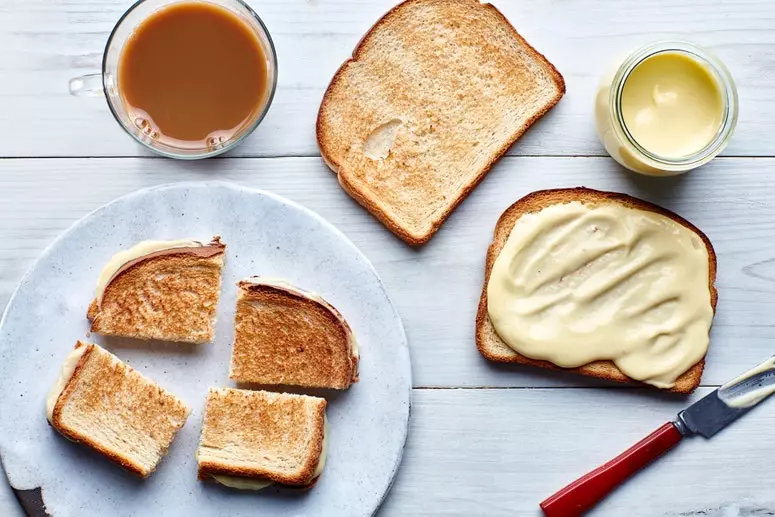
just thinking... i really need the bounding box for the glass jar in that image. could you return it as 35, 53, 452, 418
595, 41, 738, 176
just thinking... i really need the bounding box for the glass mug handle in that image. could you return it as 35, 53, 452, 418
69, 73, 103, 97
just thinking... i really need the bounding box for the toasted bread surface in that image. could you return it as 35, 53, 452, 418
229, 280, 359, 389
317, 0, 565, 244
196, 388, 326, 486
87, 239, 225, 344
475, 188, 718, 394
49, 342, 190, 477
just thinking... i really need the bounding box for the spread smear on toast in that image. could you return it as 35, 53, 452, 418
475, 188, 718, 394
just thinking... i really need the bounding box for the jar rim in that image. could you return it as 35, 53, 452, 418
609, 40, 738, 172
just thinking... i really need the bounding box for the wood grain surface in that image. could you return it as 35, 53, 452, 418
1, 0, 775, 157
2, 0, 775, 515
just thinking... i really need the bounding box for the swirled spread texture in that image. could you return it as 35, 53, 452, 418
487, 201, 713, 388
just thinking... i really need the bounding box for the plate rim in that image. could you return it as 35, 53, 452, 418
0, 180, 412, 517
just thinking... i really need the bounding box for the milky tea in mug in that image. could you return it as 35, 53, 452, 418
117, 2, 271, 150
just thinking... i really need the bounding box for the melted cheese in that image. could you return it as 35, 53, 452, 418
46, 345, 87, 422
211, 476, 274, 491
487, 201, 713, 388
95, 239, 202, 305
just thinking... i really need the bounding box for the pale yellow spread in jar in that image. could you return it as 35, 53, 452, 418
486, 201, 714, 388
621, 52, 723, 158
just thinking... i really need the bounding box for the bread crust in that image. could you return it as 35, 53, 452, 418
197, 389, 327, 487
316, 0, 565, 245
475, 188, 718, 394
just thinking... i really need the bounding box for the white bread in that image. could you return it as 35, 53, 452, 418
196, 388, 327, 488
47, 342, 190, 477
317, 0, 565, 244
87, 238, 226, 344
229, 278, 359, 389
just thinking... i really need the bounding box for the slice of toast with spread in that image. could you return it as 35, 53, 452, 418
476, 188, 718, 393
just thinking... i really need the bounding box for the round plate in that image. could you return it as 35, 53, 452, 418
0, 182, 411, 517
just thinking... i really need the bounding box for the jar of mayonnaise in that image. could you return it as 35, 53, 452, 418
595, 41, 738, 176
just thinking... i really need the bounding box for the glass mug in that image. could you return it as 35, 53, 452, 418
70, 0, 278, 159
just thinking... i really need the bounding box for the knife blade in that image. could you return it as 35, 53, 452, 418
540, 356, 775, 517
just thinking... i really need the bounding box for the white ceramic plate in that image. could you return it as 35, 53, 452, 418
0, 182, 411, 517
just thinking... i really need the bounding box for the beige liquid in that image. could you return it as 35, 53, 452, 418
118, 2, 269, 149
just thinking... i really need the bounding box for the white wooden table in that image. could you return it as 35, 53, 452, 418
2, 0, 775, 515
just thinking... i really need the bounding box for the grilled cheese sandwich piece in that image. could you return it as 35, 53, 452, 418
229, 278, 359, 389
197, 388, 328, 489
211, 417, 329, 490
47, 342, 190, 477
87, 237, 226, 344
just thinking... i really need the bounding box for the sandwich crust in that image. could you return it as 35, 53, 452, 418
317, 0, 565, 245
49, 342, 190, 477
87, 238, 226, 343
196, 388, 327, 487
475, 188, 718, 394
229, 279, 359, 389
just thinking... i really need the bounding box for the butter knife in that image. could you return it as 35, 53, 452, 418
540, 356, 775, 517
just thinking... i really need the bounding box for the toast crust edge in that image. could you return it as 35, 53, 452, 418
49, 342, 151, 477
315, 0, 566, 246
197, 395, 327, 487
474, 187, 718, 394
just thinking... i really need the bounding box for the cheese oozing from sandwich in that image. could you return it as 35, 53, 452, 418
211, 416, 329, 490
487, 201, 713, 388
46, 345, 87, 422
211, 476, 274, 491
95, 239, 204, 305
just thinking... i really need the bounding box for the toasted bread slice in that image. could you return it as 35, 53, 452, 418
229, 278, 359, 389
197, 388, 327, 489
317, 0, 565, 245
476, 188, 718, 394
87, 237, 226, 344
46, 342, 190, 477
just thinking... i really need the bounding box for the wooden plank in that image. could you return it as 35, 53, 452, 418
1, 156, 775, 388
1, 0, 774, 157
380, 387, 775, 516
2, 386, 773, 515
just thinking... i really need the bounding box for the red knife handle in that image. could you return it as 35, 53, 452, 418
540, 421, 683, 517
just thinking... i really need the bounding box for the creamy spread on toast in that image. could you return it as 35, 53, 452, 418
46, 343, 88, 421
211, 417, 329, 490
95, 237, 225, 305
487, 201, 713, 389
239, 277, 359, 358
